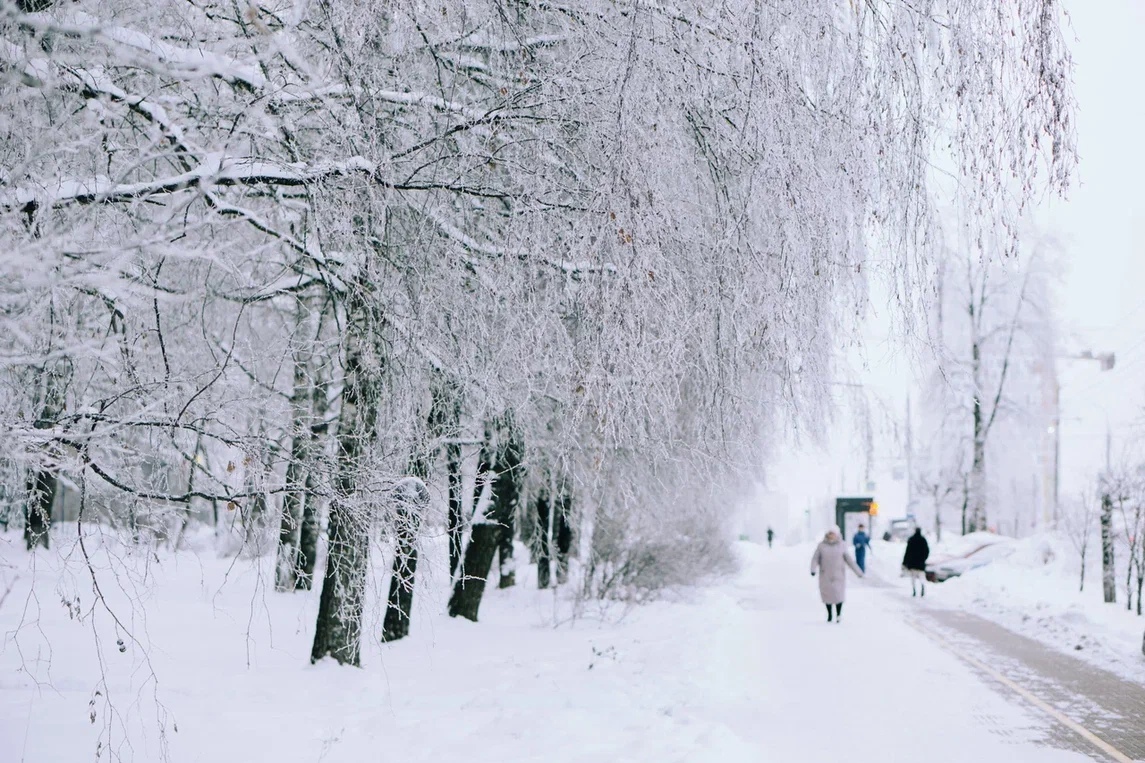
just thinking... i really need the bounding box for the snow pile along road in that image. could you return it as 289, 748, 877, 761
906, 531, 1145, 683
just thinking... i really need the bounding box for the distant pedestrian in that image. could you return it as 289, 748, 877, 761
902, 528, 930, 597
810, 526, 864, 623
766, 527, 774, 548
852, 524, 871, 573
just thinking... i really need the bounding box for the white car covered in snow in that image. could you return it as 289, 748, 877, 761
925, 534, 1016, 583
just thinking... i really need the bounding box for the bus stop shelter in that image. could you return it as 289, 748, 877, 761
835, 497, 876, 540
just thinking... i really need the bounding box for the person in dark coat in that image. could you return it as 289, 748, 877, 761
766, 527, 774, 548
902, 528, 930, 597
852, 524, 871, 573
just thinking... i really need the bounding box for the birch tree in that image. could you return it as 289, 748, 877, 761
0, 0, 1076, 671
1063, 488, 1098, 592
920, 233, 1057, 535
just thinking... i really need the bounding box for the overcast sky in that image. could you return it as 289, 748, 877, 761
1048, 0, 1145, 493
765, 1, 1145, 536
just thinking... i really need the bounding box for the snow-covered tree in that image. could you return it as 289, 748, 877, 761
1, 0, 1076, 671
917, 225, 1058, 535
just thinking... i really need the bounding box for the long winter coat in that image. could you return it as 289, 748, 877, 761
810, 537, 863, 605
902, 532, 930, 571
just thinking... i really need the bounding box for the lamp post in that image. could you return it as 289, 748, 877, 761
827, 380, 872, 495
1052, 350, 1115, 524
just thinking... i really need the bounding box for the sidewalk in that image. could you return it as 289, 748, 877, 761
725, 545, 1099, 762
914, 607, 1145, 762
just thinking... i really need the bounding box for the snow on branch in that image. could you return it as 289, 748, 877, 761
3, 154, 533, 215
1, 156, 357, 212
373, 89, 488, 123
2, 5, 268, 89
449, 33, 569, 54
418, 208, 616, 277
0, 44, 202, 162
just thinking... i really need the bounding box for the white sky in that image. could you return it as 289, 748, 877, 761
765, 1, 1145, 535
1046, 0, 1145, 493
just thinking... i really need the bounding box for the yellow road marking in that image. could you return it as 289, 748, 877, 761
909, 618, 1134, 763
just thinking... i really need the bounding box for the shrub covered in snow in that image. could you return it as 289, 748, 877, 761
586, 505, 737, 604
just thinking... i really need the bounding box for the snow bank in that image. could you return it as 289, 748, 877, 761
921, 531, 1145, 682
0, 526, 762, 763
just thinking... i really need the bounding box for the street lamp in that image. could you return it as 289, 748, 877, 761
1053, 350, 1116, 523
1073, 350, 1117, 372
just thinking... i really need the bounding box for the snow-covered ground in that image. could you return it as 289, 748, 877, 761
867, 532, 1145, 684
0, 528, 1100, 762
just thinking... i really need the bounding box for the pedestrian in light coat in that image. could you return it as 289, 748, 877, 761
810, 526, 864, 623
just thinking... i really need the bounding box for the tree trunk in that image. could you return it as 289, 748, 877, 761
438, 382, 463, 581
276, 302, 316, 591
934, 493, 943, 544
498, 511, 516, 588
449, 414, 522, 613
1131, 556, 1140, 614
243, 435, 275, 555
471, 434, 493, 508
381, 381, 442, 643
447, 439, 464, 579
172, 434, 205, 553
1079, 543, 1087, 593
297, 367, 331, 591
24, 468, 56, 551
1101, 492, 1116, 604
310, 285, 382, 666
488, 420, 522, 589
1136, 562, 1143, 617
382, 545, 419, 641
1126, 550, 1135, 613
275, 437, 308, 591
968, 337, 988, 534
458, 430, 494, 584
382, 478, 429, 642
24, 360, 68, 552
310, 494, 369, 665
969, 435, 986, 532
448, 523, 502, 621
535, 488, 552, 590
555, 487, 573, 584
1135, 511, 1145, 615
960, 478, 969, 536
297, 471, 321, 590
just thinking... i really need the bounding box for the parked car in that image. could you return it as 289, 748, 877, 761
883, 518, 916, 542
926, 538, 1015, 582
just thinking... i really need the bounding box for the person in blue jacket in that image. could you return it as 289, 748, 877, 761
852, 524, 872, 573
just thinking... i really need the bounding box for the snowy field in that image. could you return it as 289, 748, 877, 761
0, 528, 1106, 763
